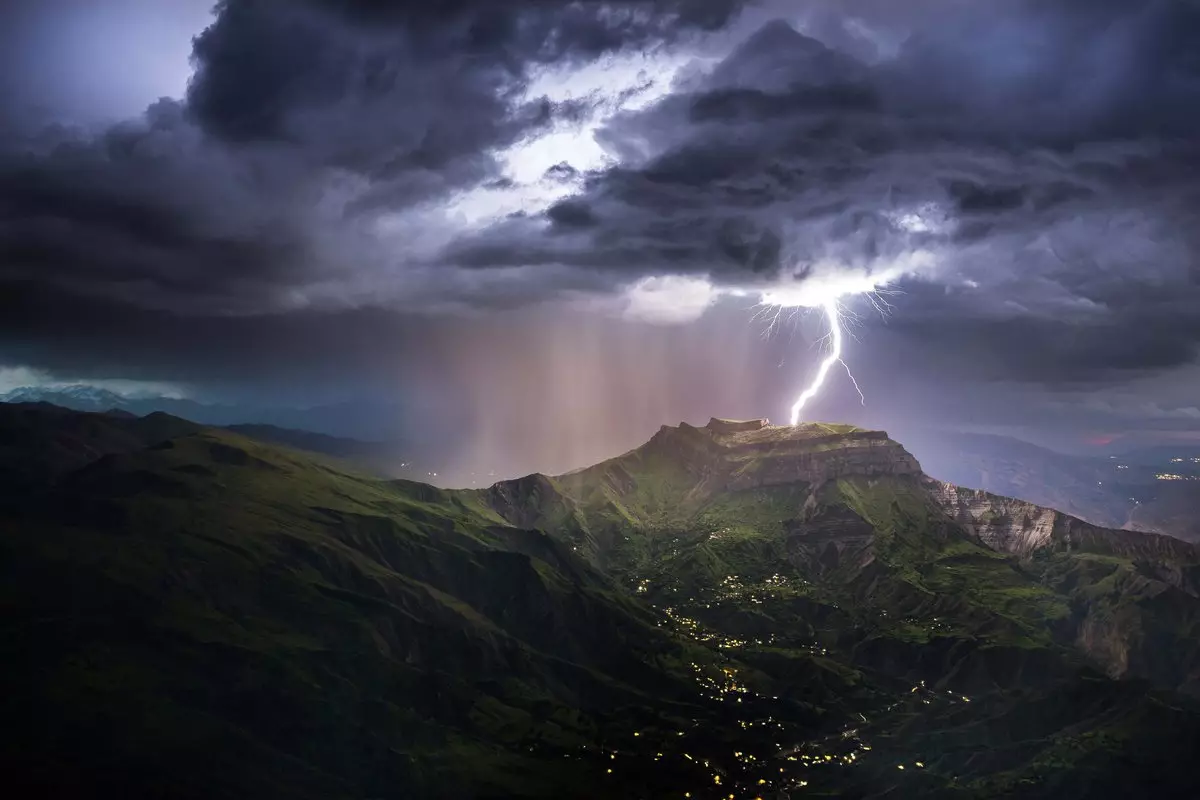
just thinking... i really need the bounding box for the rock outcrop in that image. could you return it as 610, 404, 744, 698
929, 479, 1200, 563
927, 481, 1060, 554
646, 420, 923, 492
583, 420, 929, 497
705, 417, 769, 434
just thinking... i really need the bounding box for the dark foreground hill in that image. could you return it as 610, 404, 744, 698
3, 406, 1200, 799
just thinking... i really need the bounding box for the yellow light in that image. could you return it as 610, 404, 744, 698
606, 769, 612, 774
898, 765, 905, 770
916, 762, 924, 768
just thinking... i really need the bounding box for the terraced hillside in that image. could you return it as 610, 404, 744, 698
4, 406, 1200, 798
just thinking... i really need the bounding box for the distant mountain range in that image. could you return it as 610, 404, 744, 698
7, 386, 1199, 541
909, 429, 1200, 543
0, 383, 426, 447
0, 389, 489, 485
0, 384, 140, 409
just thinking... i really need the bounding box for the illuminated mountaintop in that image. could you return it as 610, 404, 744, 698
556, 417, 921, 496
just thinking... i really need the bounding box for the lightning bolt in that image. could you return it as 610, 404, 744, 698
735, 263, 908, 423
755, 283, 893, 425
789, 299, 850, 425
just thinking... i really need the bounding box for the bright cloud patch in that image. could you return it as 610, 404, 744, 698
623, 275, 718, 323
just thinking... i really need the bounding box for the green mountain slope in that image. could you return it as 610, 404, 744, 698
0, 402, 201, 495
4, 408, 1200, 798
1, 422, 745, 799
477, 418, 1200, 795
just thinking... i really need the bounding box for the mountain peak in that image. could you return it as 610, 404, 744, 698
0, 384, 131, 411
598, 418, 924, 496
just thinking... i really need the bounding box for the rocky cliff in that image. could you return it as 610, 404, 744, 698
929, 479, 1199, 563
637, 418, 923, 493
926, 481, 1062, 554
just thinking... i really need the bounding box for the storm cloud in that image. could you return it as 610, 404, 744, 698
3, 0, 1200, 466
1, 0, 745, 316
448, 0, 1200, 381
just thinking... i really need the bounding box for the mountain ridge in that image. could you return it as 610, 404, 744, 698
477, 418, 1200, 695
5, 406, 1200, 797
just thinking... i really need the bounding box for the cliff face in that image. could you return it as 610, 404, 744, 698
928, 479, 1200, 563
926, 481, 1061, 555
640, 418, 923, 493
928, 478, 1200, 690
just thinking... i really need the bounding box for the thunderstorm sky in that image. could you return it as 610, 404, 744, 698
3, 0, 1200, 478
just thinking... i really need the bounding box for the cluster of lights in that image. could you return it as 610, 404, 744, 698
898, 615, 951, 634
578, 642, 968, 797
613, 551, 989, 796
691, 664, 753, 703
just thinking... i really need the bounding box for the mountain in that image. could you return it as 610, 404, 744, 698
909, 430, 1200, 544
0, 401, 202, 496
4, 407, 1200, 798
0, 384, 135, 411
907, 431, 1130, 527
0, 388, 462, 478
0, 385, 433, 444
1125, 481, 1200, 543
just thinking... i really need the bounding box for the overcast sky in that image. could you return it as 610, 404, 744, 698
3, 0, 1200, 476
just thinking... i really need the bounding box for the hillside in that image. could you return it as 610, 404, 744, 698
4, 408, 1200, 798
0, 402, 202, 495
1, 416, 740, 798
908, 431, 1132, 529
909, 430, 1200, 544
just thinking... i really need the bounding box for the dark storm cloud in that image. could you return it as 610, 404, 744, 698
4, 0, 1200, 435
447, 0, 1200, 380
0, 0, 745, 320
0, 98, 327, 313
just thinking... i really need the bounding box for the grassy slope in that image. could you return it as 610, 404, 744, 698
1, 428, 739, 799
